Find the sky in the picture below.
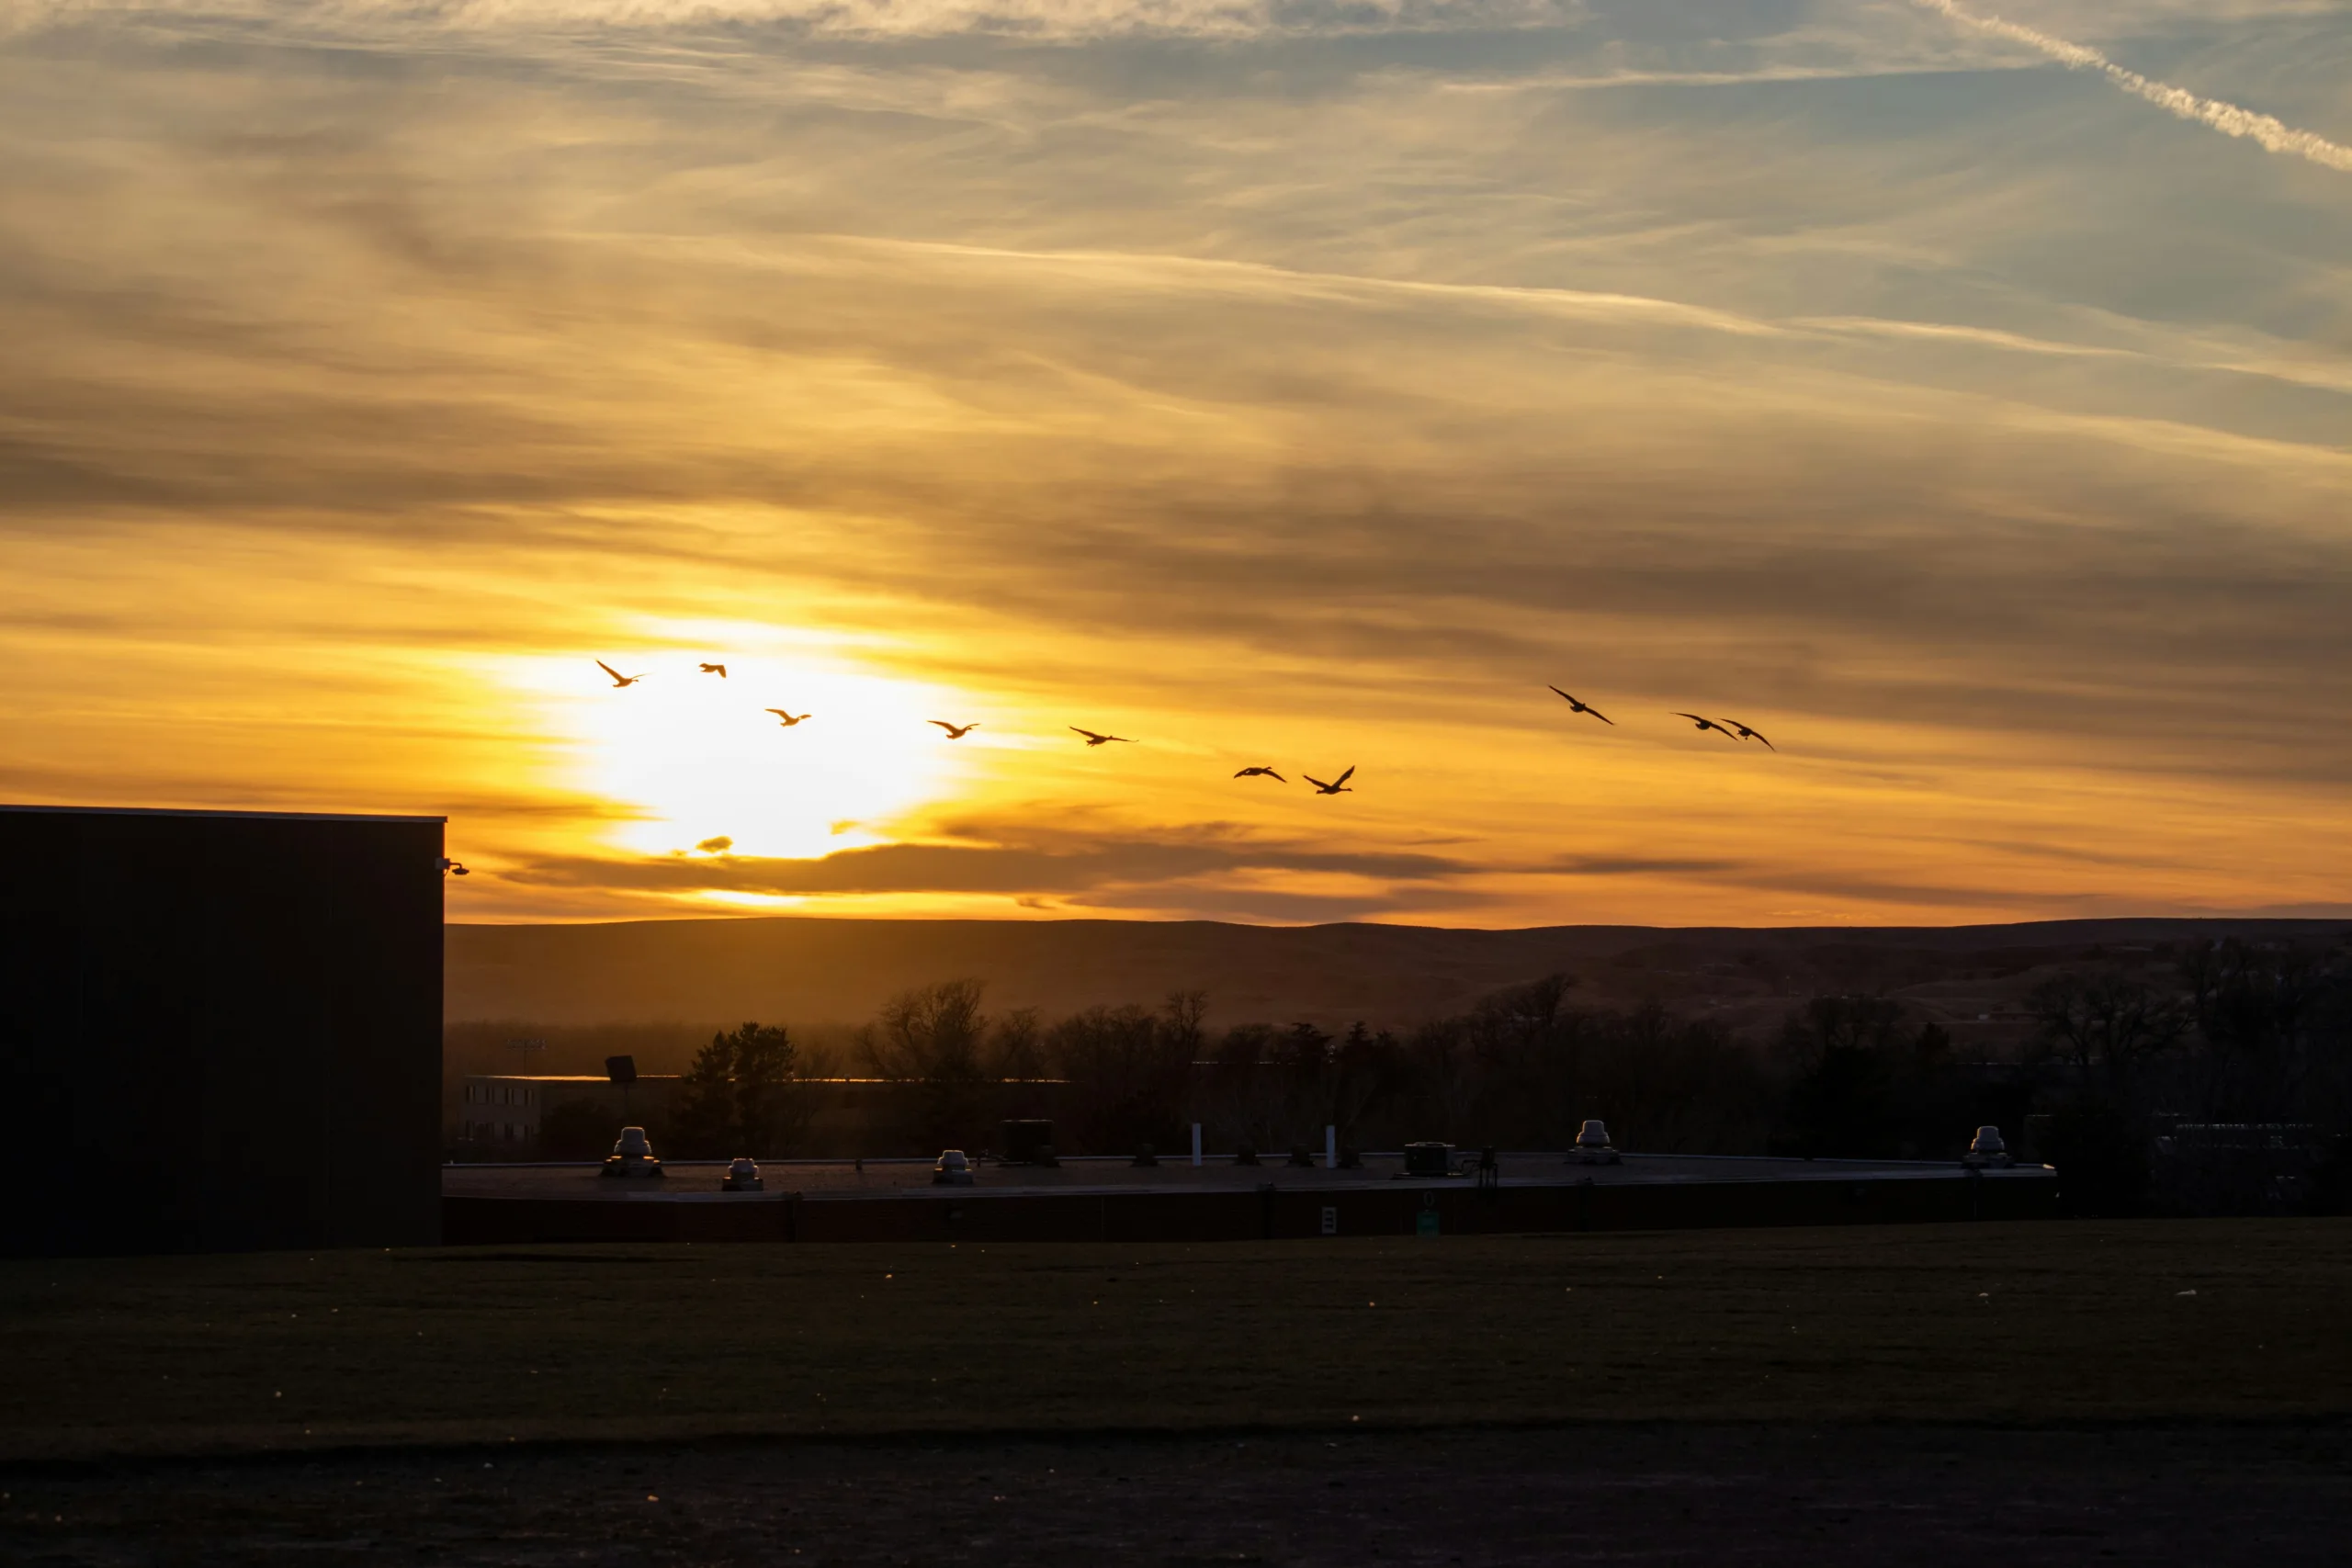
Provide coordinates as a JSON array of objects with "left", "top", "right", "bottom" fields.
[{"left": 1, "top": 0, "right": 2347, "bottom": 927}]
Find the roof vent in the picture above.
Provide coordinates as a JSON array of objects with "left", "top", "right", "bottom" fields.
[
  {"left": 601, "top": 1125, "right": 664, "bottom": 1179},
  {"left": 1572, "top": 1120, "right": 1621, "bottom": 1166},
  {"left": 934, "top": 1149, "right": 975, "bottom": 1186},
  {"left": 1963, "top": 1126, "right": 2014, "bottom": 1168},
  {"left": 723, "top": 1156, "right": 763, "bottom": 1191}
]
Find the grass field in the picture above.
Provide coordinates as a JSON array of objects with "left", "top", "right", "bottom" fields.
[{"left": 3, "top": 1220, "right": 2346, "bottom": 1461}]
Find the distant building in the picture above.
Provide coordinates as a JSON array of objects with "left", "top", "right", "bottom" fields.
[
  {"left": 445, "top": 1076, "right": 1070, "bottom": 1159},
  {"left": 0, "top": 805, "right": 446, "bottom": 1256},
  {"left": 456, "top": 1074, "right": 680, "bottom": 1152}
]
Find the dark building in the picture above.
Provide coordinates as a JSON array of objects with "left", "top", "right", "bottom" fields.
[{"left": 0, "top": 806, "right": 446, "bottom": 1256}]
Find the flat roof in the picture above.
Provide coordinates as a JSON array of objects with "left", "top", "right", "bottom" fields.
[
  {"left": 466, "top": 1074, "right": 686, "bottom": 1084},
  {"left": 446, "top": 1150, "right": 2054, "bottom": 1201},
  {"left": 459, "top": 1075, "right": 1067, "bottom": 1086},
  {"left": 0, "top": 804, "right": 446, "bottom": 824}
]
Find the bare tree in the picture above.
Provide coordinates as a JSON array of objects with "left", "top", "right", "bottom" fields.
[{"left": 2030, "top": 969, "right": 2187, "bottom": 1085}]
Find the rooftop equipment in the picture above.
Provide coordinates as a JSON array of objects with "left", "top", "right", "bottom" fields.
[
  {"left": 1001, "top": 1120, "right": 1058, "bottom": 1167},
  {"left": 602, "top": 1125, "right": 664, "bottom": 1179},
  {"left": 1572, "top": 1121, "right": 1621, "bottom": 1166},
  {"left": 722, "top": 1156, "right": 763, "bottom": 1191},
  {"left": 933, "top": 1149, "right": 974, "bottom": 1186},
  {"left": 1963, "top": 1126, "right": 2014, "bottom": 1168},
  {"left": 1404, "top": 1142, "right": 1453, "bottom": 1178}
]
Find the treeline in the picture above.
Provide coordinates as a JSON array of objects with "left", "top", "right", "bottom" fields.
[{"left": 609, "top": 936, "right": 2352, "bottom": 1214}]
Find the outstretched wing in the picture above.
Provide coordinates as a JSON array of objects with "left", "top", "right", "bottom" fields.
[
  {"left": 1264, "top": 769, "right": 1286, "bottom": 782},
  {"left": 1587, "top": 705, "right": 1614, "bottom": 726},
  {"left": 597, "top": 660, "right": 625, "bottom": 682},
  {"left": 1070, "top": 727, "right": 1099, "bottom": 740},
  {"left": 1333, "top": 765, "right": 1355, "bottom": 787}
]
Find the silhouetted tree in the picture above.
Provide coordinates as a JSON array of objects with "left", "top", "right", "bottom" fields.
[
  {"left": 860, "top": 979, "right": 992, "bottom": 1149},
  {"left": 674, "top": 1021, "right": 801, "bottom": 1157},
  {"left": 1048, "top": 993, "right": 1201, "bottom": 1152},
  {"left": 2030, "top": 969, "right": 2186, "bottom": 1089},
  {"left": 1777, "top": 995, "right": 1953, "bottom": 1158},
  {"left": 987, "top": 1006, "right": 1047, "bottom": 1080}
]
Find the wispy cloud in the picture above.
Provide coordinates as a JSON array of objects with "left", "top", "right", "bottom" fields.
[
  {"left": 5, "top": 1, "right": 2350, "bottom": 924},
  {"left": 507, "top": 823, "right": 1476, "bottom": 897},
  {"left": 1917, "top": 0, "right": 2352, "bottom": 173}
]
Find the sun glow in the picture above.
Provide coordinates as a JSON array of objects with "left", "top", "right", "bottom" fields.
[{"left": 508, "top": 631, "right": 975, "bottom": 863}]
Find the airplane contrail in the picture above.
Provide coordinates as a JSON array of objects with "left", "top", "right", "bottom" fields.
[{"left": 1917, "top": 0, "right": 2352, "bottom": 174}]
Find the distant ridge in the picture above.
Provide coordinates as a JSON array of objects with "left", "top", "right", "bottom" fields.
[{"left": 446, "top": 916, "right": 2350, "bottom": 1028}]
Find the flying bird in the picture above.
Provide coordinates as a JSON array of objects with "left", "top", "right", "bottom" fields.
[
  {"left": 766, "top": 709, "right": 811, "bottom": 728},
  {"left": 1304, "top": 766, "right": 1356, "bottom": 795},
  {"left": 1547, "top": 686, "right": 1614, "bottom": 725},
  {"left": 1071, "top": 727, "right": 1136, "bottom": 746},
  {"left": 1233, "top": 766, "right": 1287, "bottom": 782},
  {"left": 1672, "top": 713, "right": 1741, "bottom": 739},
  {"left": 699, "top": 662, "right": 728, "bottom": 678},
  {"left": 595, "top": 660, "right": 646, "bottom": 688},
  {"left": 1722, "top": 720, "right": 1776, "bottom": 751},
  {"left": 929, "top": 721, "right": 979, "bottom": 739}
]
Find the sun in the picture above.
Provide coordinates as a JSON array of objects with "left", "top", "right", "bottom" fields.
[{"left": 514, "top": 632, "right": 973, "bottom": 865}]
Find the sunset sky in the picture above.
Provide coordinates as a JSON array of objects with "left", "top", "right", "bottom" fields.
[{"left": 3, "top": 0, "right": 2346, "bottom": 925}]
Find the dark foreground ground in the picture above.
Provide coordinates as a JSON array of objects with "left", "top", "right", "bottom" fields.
[
  {"left": 6, "top": 1423, "right": 2350, "bottom": 1567},
  {"left": 4, "top": 1221, "right": 2347, "bottom": 1563}
]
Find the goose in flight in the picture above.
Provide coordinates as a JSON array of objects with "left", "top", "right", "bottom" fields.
[
  {"left": 1071, "top": 727, "right": 1136, "bottom": 747},
  {"left": 698, "top": 662, "right": 728, "bottom": 678},
  {"left": 1233, "top": 766, "right": 1287, "bottom": 782},
  {"left": 595, "top": 660, "right": 646, "bottom": 688},
  {"left": 1548, "top": 686, "right": 1614, "bottom": 725},
  {"left": 766, "top": 709, "right": 812, "bottom": 728},
  {"left": 1672, "top": 713, "right": 1741, "bottom": 739},
  {"left": 1722, "top": 719, "right": 1776, "bottom": 751},
  {"left": 1305, "top": 766, "right": 1356, "bottom": 795},
  {"left": 930, "top": 720, "right": 979, "bottom": 739}
]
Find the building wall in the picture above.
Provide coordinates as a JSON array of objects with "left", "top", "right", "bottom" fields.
[
  {"left": 0, "top": 806, "right": 445, "bottom": 1256},
  {"left": 453, "top": 1075, "right": 681, "bottom": 1153}
]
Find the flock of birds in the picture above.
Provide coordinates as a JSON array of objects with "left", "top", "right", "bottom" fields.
[{"left": 592, "top": 660, "right": 1779, "bottom": 797}]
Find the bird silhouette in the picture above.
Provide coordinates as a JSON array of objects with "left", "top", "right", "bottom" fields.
[
  {"left": 1071, "top": 727, "right": 1136, "bottom": 746},
  {"left": 1672, "top": 713, "right": 1741, "bottom": 739},
  {"left": 699, "top": 662, "right": 728, "bottom": 678},
  {"left": 1233, "top": 766, "right": 1287, "bottom": 782},
  {"left": 1305, "top": 766, "right": 1356, "bottom": 795},
  {"left": 930, "top": 721, "right": 979, "bottom": 739},
  {"left": 595, "top": 660, "right": 646, "bottom": 688},
  {"left": 1722, "top": 719, "right": 1776, "bottom": 751},
  {"left": 1548, "top": 686, "right": 1614, "bottom": 725},
  {"left": 766, "top": 709, "right": 811, "bottom": 728}
]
